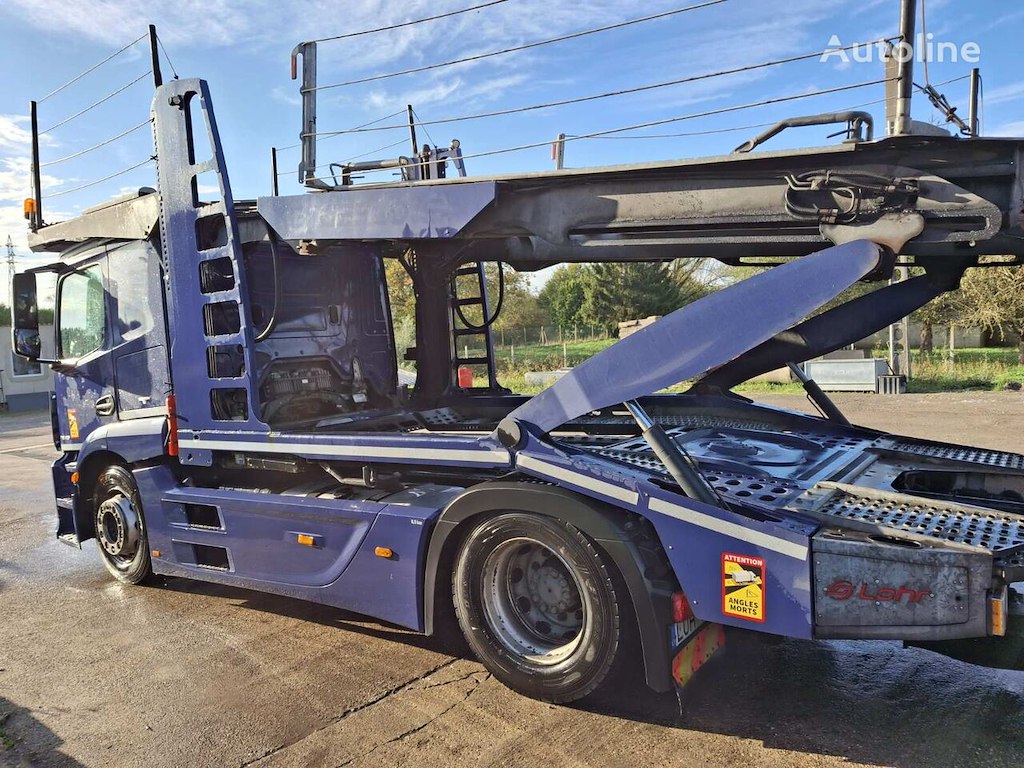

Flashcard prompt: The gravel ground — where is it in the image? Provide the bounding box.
[0,394,1022,768]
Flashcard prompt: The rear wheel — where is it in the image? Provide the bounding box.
[452,513,624,703]
[93,465,152,585]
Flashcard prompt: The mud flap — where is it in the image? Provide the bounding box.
[671,620,726,688]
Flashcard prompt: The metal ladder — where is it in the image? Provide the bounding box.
[450,262,500,390]
[153,79,266,462]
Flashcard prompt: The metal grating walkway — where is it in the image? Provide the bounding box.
[885,439,1024,470]
[817,486,1024,553]
[595,447,800,507]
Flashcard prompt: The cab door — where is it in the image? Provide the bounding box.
[54,258,115,449]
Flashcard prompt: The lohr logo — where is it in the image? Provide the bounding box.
[825,580,932,604]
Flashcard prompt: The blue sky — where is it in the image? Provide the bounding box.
[1,0,1022,301]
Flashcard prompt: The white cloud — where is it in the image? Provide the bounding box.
[986,82,1024,106]
[0,115,35,153]
[990,120,1024,138]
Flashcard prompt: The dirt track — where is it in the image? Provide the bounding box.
[1,394,1023,767]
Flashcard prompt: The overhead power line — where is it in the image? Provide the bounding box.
[309,78,890,183]
[310,37,896,139]
[309,0,508,44]
[40,71,151,134]
[47,157,155,199]
[40,119,152,167]
[37,32,147,104]
[573,121,778,141]
[309,0,730,92]
[276,108,407,151]
[590,74,970,142]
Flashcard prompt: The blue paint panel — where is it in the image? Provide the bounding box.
[329,502,438,631]
[506,240,882,433]
[642,505,813,638]
[132,465,436,630]
[142,472,381,587]
[75,417,167,467]
[114,346,167,412]
[512,437,816,639]
[257,182,497,241]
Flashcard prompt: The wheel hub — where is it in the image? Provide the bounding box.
[481,538,585,664]
[96,495,140,559]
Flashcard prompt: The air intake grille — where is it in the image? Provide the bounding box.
[886,440,1024,470]
[819,490,1024,552]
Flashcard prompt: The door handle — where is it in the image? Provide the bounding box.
[95,395,116,417]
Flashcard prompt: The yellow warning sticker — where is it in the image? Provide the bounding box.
[722,552,765,623]
[67,409,79,440]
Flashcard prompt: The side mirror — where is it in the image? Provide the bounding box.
[12,272,41,360]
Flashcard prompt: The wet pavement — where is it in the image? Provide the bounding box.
[1,395,1023,767]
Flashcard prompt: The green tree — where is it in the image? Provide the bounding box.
[913,290,961,354]
[957,266,1024,362]
[0,302,9,326]
[537,264,588,328]
[384,258,415,328]
[667,259,713,305]
[582,261,685,333]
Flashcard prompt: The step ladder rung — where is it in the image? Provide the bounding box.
[454,357,491,366]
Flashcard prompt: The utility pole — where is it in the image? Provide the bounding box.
[6,236,15,310]
[551,133,566,170]
[968,68,982,137]
[407,104,418,157]
[886,0,917,136]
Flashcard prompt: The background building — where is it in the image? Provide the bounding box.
[0,325,53,412]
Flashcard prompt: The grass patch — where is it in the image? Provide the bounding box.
[905,350,1024,393]
[0,712,14,750]
[489,342,1024,396]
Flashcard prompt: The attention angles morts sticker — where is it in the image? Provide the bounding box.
[722,552,765,623]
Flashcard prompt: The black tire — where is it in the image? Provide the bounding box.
[452,513,624,703]
[93,465,153,585]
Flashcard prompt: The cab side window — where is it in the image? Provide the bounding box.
[59,265,107,358]
[107,245,154,343]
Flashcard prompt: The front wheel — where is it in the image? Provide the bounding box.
[93,465,153,585]
[452,513,625,703]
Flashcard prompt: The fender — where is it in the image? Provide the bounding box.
[63,416,168,545]
[423,481,676,693]
[73,415,168,468]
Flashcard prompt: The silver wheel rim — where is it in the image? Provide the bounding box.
[96,494,141,568]
[480,537,586,666]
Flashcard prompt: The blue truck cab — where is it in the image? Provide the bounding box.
[12,76,1024,702]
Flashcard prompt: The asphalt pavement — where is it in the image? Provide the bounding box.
[1,394,1023,767]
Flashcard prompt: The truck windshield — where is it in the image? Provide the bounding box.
[59,265,106,358]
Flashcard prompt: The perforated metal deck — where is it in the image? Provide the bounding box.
[595,447,802,508]
[883,439,1024,470]
[798,483,1024,554]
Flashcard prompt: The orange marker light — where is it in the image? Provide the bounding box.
[374,546,394,559]
[152,550,161,558]
[990,590,1008,637]
[70,471,80,485]
[297,533,317,547]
